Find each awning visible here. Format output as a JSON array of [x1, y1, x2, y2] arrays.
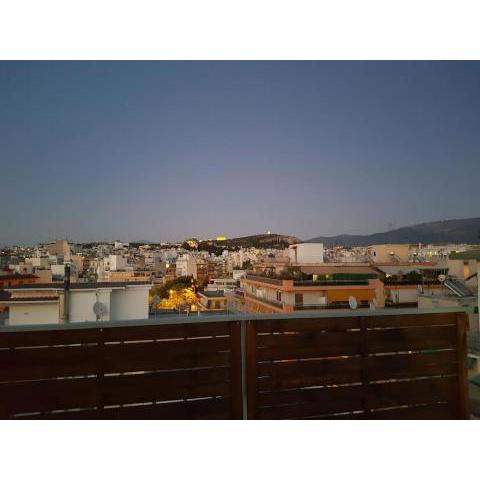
[[327, 289, 375, 302]]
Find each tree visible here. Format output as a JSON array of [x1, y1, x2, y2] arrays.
[[241, 260, 252, 270]]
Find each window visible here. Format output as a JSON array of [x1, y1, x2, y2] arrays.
[[295, 293, 303, 304], [276, 291, 282, 302]]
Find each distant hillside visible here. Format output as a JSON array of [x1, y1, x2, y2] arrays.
[[307, 217, 480, 247], [200, 233, 301, 250]]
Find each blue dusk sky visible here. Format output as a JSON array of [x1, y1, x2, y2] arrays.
[[0, 61, 479, 245]]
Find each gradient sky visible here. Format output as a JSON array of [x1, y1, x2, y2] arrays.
[[1, 61, 479, 245]]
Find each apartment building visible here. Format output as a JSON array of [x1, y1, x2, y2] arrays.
[[288, 243, 324, 264], [176, 254, 198, 278], [205, 278, 238, 292], [239, 269, 384, 313], [198, 290, 228, 312], [369, 244, 410, 263]]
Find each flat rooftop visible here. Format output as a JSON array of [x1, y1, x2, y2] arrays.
[[7, 281, 152, 290]]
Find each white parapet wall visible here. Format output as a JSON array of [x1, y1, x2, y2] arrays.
[[9, 302, 60, 325], [110, 285, 150, 321], [288, 243, 324, 264]]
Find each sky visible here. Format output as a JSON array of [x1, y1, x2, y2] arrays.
[[0, 61, 479, 245]]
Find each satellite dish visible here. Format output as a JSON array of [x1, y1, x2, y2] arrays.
[[93, 301, 108, 318], [438, 274, 446, 283], [348, 296, 358, 310], [152, 295, 160, 305]]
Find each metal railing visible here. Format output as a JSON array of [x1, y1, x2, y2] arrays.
[[244, 292, 283, 308], [293, 302, 369, 311], [244, 275, 283, 286], [293, 279, 369, 286]]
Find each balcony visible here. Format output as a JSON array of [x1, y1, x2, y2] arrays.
[[244, 291, 283, 309], [245, 274, 283, 286], [293, 302, 370, 311], [293, 279, 369, 286], [0, 307, 470, 420]]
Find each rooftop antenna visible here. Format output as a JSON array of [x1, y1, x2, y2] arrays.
[[388, 222, 396, 244]]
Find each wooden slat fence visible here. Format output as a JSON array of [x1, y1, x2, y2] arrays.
[[0, 321, 242, 419], [0, 311, 469, 419], [246, 312, 469, 419]]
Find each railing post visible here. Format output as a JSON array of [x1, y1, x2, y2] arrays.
[[229, 321, 243, 419], [97, 327, 105, 418], [359, 316, 371, 418], [245, 320, 257, 420], [456, 313, 469, 419]]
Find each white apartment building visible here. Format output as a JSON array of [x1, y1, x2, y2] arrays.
[[288, 243, 324, 264], [176, 254, 197, 278], [5, 281, 152, 325], [205, 278, 239, 292], [104, 254, 128, 271]]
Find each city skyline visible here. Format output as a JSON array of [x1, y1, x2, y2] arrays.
[[1, 61, 480, 245]]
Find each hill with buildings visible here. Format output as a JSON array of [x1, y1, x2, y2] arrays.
[[307, 217, 480, 247], [199, 233, 301, 251]]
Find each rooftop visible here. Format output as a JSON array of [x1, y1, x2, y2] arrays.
[[449, 250, 480, 261], [199, 290, 226, 297], [0, 273, 39, 281], [7, 281, 152, 291]]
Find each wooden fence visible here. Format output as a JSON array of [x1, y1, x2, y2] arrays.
[[0, 321, 242, 419], [0, 310, 469, 419]]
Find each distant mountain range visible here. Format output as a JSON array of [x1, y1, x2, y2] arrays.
[[307, 217, 480, 247]]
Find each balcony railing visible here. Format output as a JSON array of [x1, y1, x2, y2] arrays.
[[244, 274, 283, 285], [244, 291, 283, 308], [293, 302, 369, 311], [0, 307, 470, 420], [293, 279, 369, 286]]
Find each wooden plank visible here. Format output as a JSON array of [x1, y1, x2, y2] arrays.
[[456, 313, 470, 419], [0, 377, 98, 417], [367, 325, 457, 353], [257, 385, 364, 419], [258, 356, 362, 391], [256, 317, 360, 334], [257, 331, 362, 361], [0, 328, 98, 348], [17, 409, 100, 420], [367, 350, 458, 381], [366, 312, 457, 329], [104, 336, 231, 373], [101, 398, 231, 420], [367, 376, 458, 410], [103, 321, 230, 342], [229, 321, 243, 419], [308, 403, 456, 420], [246, 321, 257, 419], [20, 398, 231, 420], [366, 403, 457, 420], [0, 345, 99, 382], [257, 330, 361, 348], [103, 367, 230, 405]]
